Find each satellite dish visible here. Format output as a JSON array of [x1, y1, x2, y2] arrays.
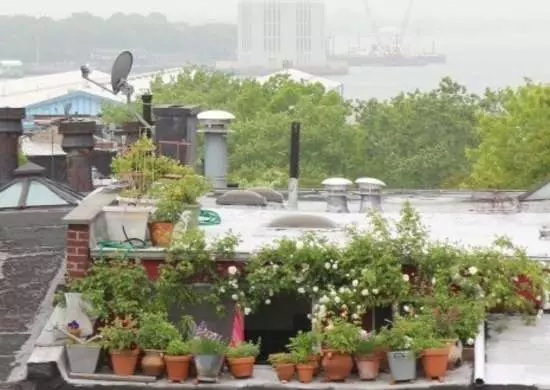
[[111, 51, 133, 95]]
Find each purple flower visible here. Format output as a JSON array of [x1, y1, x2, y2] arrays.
[[194, 321, 223, 342], [68, 320, 80, 329]]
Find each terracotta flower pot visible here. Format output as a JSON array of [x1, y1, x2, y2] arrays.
[[355, 354, 380, 380], [296, 363, 316, 383], [110, 349, 139, 376], [164, 355, 192, 382], [149, 222, 175, 247], [141, 350, 164, 377], [228, 356, 256, 379], [274, 363, 295, 382], [321, 350, 353, 381], [422, 347, 449, 381]]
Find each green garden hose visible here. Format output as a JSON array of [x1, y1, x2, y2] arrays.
[[199, 209, 222, 225]]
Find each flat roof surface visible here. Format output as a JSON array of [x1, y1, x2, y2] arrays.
[[485, 315, 550, 386], [198, 195, 550, 257]]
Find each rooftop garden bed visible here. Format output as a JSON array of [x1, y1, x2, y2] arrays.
[[55, 199, 549, 384]]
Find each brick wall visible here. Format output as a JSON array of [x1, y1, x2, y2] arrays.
[[66, 224, 91, 278]]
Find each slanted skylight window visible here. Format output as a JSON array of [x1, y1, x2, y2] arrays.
[[26, 182, 69, 207], [0, 182, 23, 209]]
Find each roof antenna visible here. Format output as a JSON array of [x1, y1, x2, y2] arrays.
[[79, 51, 152, 133]]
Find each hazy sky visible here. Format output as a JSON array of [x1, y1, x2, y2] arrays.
[[0, 0, 548, 23]]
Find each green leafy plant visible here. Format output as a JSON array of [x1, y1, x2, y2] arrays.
[[137, 311, 181, 350], [322, 319, 362, 354], [100, 316, 138, 351], [286, 331, 320, 356], [378, 315, 424, 354], [290, 349, 311, 364], [165, 339, 192, 356], [355, 331, 380, 357], [189, 322, 227, 355], [226, 339, 261, 358], [68, 256, 154, 320], [267, 352, 294, 365]]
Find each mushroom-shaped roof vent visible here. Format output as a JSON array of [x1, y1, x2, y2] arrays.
[[248, 187, 284, 203], [322, 177, 352, 186], [216, 190, 267, 206], [355, 177, 386, 190], [267, 214, 338, 229], [197, 110, 235, 121]]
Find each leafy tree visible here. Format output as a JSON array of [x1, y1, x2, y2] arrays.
[[354, 78, 481, 189], [465, 81, 550, 189]]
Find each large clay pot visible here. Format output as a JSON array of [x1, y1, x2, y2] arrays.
[[422, 347, 448, 381], [355, 354, 380, 380], [274, 363, 295, 382], [321, 350, 353, 381], [149, 222, 175, 247], [110, 349, 139, 376], [164, 355, 192, 382], [141, 350, 164, 377], [296, 363, 315, 383], [228, 356, 256, 379]]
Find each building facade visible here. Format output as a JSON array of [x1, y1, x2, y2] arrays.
[[237, 0, 327, 69]]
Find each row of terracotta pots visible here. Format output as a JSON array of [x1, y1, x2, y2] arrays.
[[111, 349, 256, 382]]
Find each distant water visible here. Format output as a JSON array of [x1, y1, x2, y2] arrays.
[[334, 32, 550, 100]]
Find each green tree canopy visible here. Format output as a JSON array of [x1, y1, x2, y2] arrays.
[[464, 81, 550, 189]]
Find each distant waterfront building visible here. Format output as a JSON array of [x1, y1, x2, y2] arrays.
[[237, 0, 327, 69]]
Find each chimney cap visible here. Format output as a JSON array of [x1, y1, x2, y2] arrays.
[[322, 177, 352, 187], [355, 177, 386, 188], [198, 110, 235, 121]]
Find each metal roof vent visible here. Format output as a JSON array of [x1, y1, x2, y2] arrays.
[[216, 189, 267, 207], [248, 187, 284, 204], [267, 214, 338, 229], [355, 177, 386, 212], [322, 177, 352, 213], [198, 110, 234, 190]]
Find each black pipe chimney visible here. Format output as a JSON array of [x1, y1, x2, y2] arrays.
[[141, 94, 153, 138], [288, 121, 300, 209]]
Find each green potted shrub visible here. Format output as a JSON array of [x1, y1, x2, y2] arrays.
[[226, 340, 261, 379], [99, 317, 139, 376], [354, 331, 381, 380], [267, 352, 295, 382], [292, 349, 316, 383], [378, 316, 421, 384], [137, 311, 180, 377], [189, 322, 227, 382], [148, 171, 210, 247], [321, 319, 362, 381], [286, 331, 321, 374], [164, 339, 193, 382]]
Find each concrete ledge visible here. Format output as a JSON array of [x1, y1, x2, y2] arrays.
[[63, 187, 118, 224]]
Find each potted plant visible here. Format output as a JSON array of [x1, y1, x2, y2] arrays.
[[226, 340, 260, 379], [321, 319, 362, 381], [354, 330, 381, 380], [164, 339, 193, 382], [267, 353, 295, 382], [293, 350, 316, 383], [189, 322, 227, 383], [136, 311, 181, 377], [286, 331, 321, 374], [148, 171, 210, 246], [107, 136, 187, 241], [99, 316, 139, 376], [378, 316, 420, 384], [65, 325, 101, 375], [418, 337, 449, 381]]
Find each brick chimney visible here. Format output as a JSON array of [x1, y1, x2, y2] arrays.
[[153, 104, 199, 165], [0, 107, 25, 185], [59, 120, 95, 193]]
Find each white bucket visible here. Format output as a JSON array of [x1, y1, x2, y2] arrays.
[[103, 205, 152, 242]]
